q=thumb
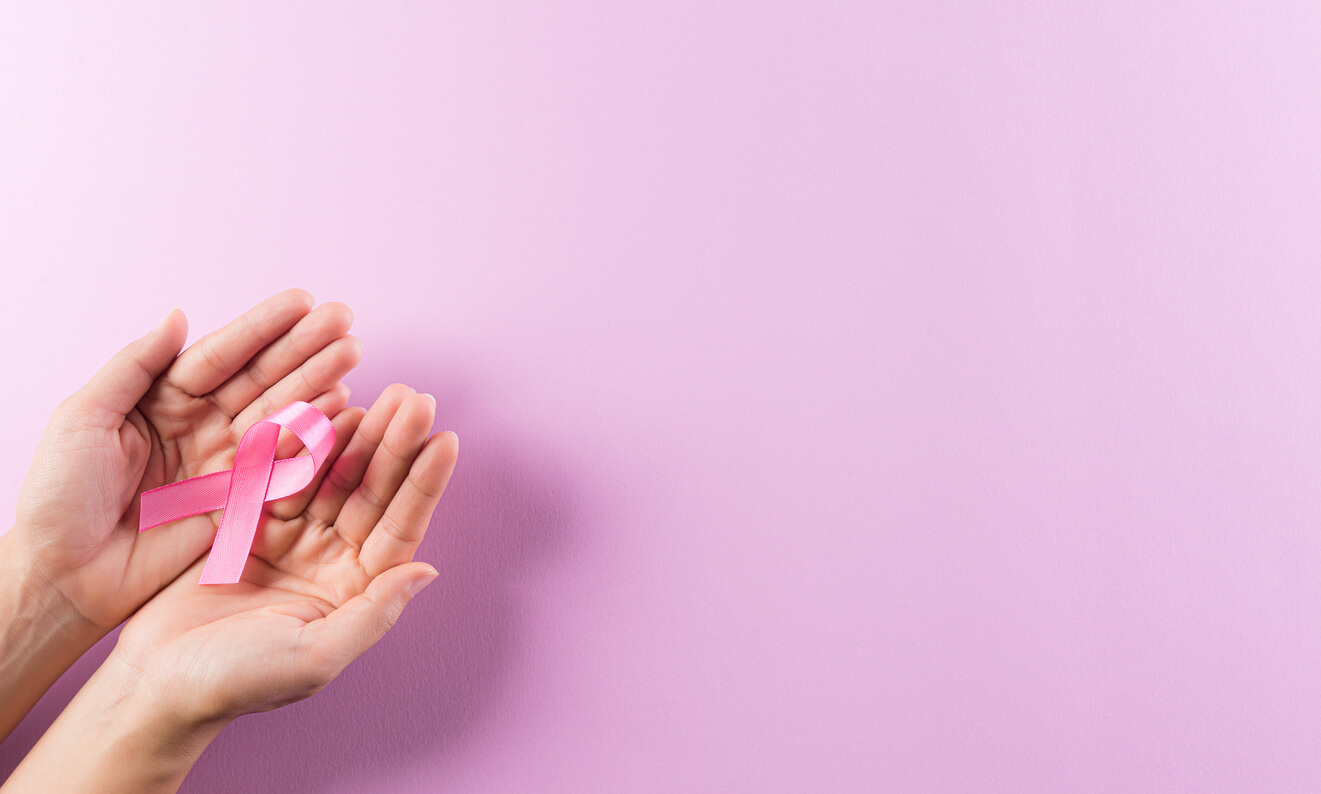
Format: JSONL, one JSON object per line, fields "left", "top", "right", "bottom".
{"left": 312, "top": 561, "right": 439, "bottom": 673}
{"left": 70, "top": 308, "right": 188, "bottom": 419}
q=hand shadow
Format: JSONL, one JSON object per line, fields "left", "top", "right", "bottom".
{"left": 0, "top": 629, "right": 122, "bottom": 779}
{"left": 0, "top": 346, "right": 574, "bottom": 792}
{"left": 182, "top": 349, "right": 574, "bottom": 793}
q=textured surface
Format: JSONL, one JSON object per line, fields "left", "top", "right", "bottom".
{"left": 2, "top": 2, "right": 1321, "bottom": 791}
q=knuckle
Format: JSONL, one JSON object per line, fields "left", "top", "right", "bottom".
{"left": 376, "top": 513, "right": 410, "bottom": 542}
{"left": 198, "top": 335, "right": 229, "bottom": 372}
{"left": 324, "top": 465, "right": 356, "bottom": 494}
{"left": 408, "top": 470, "right": 442, "bottom": 501}
{"left": 374, "top": 612, "right": 398, "bottom": 638}
{"left": 246, "top": 361, "right": 274, "bottom": 391}
{"left": 358, "top": 482, "right": 390, "bottom": 511}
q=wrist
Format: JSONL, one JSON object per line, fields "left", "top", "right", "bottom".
{"left": 88, "top": 650, "right": 233, "bottom": 764}
{"left": 0, "top": 527, "right": 106, "bottom": 741}
{"left": 2, "top": 650, "right": 231, "bottom": 793}
{"left": 105, "top": 646, "right": 238, "bottom": 738}
{"left": 0, "top": 524, "right": 105, "bottom": 638}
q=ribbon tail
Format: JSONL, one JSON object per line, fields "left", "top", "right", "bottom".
{"left": 198, "top": 421, "right": 281, "bottom": 585}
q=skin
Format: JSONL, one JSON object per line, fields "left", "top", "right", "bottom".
{"left": 0, "top": 291, "right": 458, "bottom": 791}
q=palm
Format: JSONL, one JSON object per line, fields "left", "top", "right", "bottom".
{"left": 14, "top": 291, "right": 362, "bottom": 630}
{"left": 118, "top": 516, "right": 372, "bottom": 719}
{"left": 116, "top": 384, "right": 456, "bottom": 721}
{"left": 30, "top": 389, "right": 266, "bottom": 613}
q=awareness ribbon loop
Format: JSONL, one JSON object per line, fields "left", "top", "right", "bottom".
{"left": 138, "top": 401, "right": 335, "bottom": 585}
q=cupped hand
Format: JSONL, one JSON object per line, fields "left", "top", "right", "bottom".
{"left": 11, "top": 289, "right": 362, "bottom": 632}
{"left": 111, "top": 385, "right": 458, "bottom": 722}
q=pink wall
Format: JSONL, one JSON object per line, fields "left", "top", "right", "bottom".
{"left": 2, "top": 2, "right": 1319, "bottom": 791}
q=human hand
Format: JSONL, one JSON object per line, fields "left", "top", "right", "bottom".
{"left": 6, "top": 289, "right": 362, "bottom": 633}
{"left": 109, "top": 384, "right": 458, "bottom": 723}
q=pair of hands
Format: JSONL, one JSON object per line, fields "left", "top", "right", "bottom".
{"left": 2, "top": 290, "right": 458, "bottom": 738}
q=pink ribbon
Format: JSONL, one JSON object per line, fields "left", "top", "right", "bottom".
{"left": 138, "top": 401, "right": 335, "bottom": 584}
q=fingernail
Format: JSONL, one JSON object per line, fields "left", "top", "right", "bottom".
{"left": 422, "top": 393, "right": 436, "bottom": 409}
{"left": 408, "top": 570, "right": 439, "bottom": 597}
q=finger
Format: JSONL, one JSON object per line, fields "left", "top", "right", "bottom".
{"left": 165, "top": 289, "right": 314, "bottom": 397}
{"left": 206, "top": 382, "right": 353, "bottom": 484}
{"left": 69, "top": 309, "right": 188, "bottom": 420}
{"left": 230, "top": 335, "right": 362, "bottom": 436}
{"left": 208, "top": 301, "right": 354, "bottom": 419}
{"left": 306, "top": 384, "right": 414, "bottom": 527}
{"left": 266, "top": 403, "right": 365, "bottom": 523}
{"left": 302, "top": 561, "right": 438, "bottom": 679}
{"left": 332, "top": 393, "right": 435, "bottom": 550}
{"left": 360, "top": 431, "right": 458, "bottom": 577}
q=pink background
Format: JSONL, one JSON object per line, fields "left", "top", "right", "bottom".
{"left": 1, "top": 2, "right": 1319, "bottom": 791}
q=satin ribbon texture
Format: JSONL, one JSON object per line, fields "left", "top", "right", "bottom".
{"left": 138, "top": 401, "right": 336, "bottom": 585}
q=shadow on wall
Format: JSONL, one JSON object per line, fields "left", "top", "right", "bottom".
{"left": 0, "top": 629, "right": 122, "bottom": 780}
{"left": 184, "top": 349, "right": 576, "bottom": 793}
{"left": 0, "top": 346, "right": 575, "bottom": 792}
